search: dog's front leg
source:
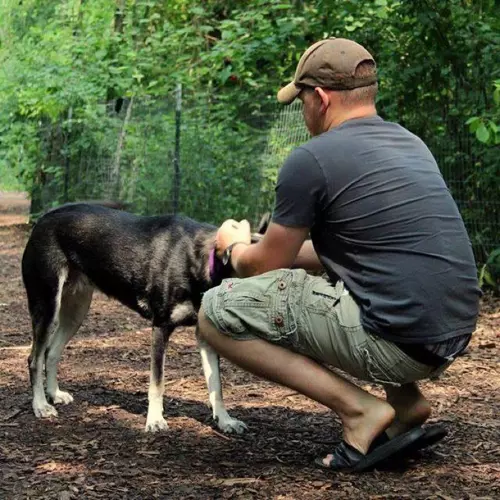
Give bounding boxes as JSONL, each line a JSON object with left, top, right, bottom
{"left": 145, "top": 325, "right": 171, "bottom": 432}
{"left": 197, "top": 332, "right": 248, "bottom": 434}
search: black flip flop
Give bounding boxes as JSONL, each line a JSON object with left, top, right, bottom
{"left": 369, "top": 424, "right": 448, "bottom": 455}
{"left": 315, "top": 426, "right": 425, "bottom": 473}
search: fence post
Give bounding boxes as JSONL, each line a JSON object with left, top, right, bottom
{"left": 63, "top": 107, "right": 73, "bottom": 203}
{"left": 172, "top": 83, "right": 182, "bottom": 214}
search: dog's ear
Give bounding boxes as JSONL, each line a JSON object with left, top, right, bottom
{"left": 249, "top": 212, "right": 271, "bottom": 243}
{"left": 256, "top": 212, "right": 271, "bottom": 235}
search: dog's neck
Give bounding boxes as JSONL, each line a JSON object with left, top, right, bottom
{"left": 208, "top": 247, "right": 232, "bottom": 286}
{"left": 203, "top": 230, "right": 264, "bottom": 288}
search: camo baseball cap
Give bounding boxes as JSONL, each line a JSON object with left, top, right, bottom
{"left": 277, "top": 38, "right": 377, "bottom": 105}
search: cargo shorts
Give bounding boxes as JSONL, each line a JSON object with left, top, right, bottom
{"left": 201, "top": 268, "right": 441, "bottom": 386}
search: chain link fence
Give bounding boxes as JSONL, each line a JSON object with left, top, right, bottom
{"left": 32, "top": 91, "right": 498, "bottom": 264}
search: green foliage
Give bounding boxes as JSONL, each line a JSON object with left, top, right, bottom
{"left": 466, "top": 80, "right": 500, "bottom": 145}
{"left": 0, "top": 0, "right": 498, "bottom": 260}
{"left": 479, "top": 248, "right": 500, "bottom": 294}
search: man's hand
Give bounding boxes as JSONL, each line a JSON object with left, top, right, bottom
{"left": 216, "top": 219, "right": 251, "bottom": 258}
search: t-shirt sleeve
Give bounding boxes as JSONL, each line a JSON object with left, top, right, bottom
{"left": 272, "top": 147, "right": 326, "bottom": 228}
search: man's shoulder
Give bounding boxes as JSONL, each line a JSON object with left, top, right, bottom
{"left": 301, "top": 116, "right": 427, "bottom": 154}
{"left": 284, "top": 144, "right": 320, "bottom": 169}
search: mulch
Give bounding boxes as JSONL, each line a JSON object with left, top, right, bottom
{"left": 0, "top": 194, "right": 498, "bottom": 499}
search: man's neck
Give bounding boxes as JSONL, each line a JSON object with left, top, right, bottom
{"left": 326, "top": 105, "right": 378, "bottom": 131}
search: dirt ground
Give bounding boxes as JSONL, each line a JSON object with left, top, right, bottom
{"left": 0, "top": 193, "right": 498, "bottom": 499}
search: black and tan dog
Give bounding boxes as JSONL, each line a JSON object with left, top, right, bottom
{"left": 22, "top": 203, "right": 270, "bottom": 433}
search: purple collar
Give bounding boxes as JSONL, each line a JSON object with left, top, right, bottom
{"left": 209, "top": 248, "right": 231, "bottom": 286}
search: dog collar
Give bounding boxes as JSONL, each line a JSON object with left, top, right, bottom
{"left": 209, "top": 248, "right": 230, "bottom": 286}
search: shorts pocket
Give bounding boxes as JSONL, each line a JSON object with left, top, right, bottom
{"left": 219, "top": 287, "right": 269, "bottom": 334}
{"left": 265, "top": 270, "right": 301, "bottom": 346}
{"left": 304, "top": 277, "right": 340, "bottom": 313}
{"left": 335, "top": 293, "right": 362, "bottom": 329}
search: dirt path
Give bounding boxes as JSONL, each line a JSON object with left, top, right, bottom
{"left": 0, "top": 194, "right": 498, "bottom": 499}
{"left": 0, "top": 192, "right": 30, "bottom": 226}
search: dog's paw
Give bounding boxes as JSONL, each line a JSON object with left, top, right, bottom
{"left": 145, "top": 417, "right": 169, "bottom": 433}
{"left": 33, "top": 402, "right": 58, "bottom": 418}
{"left": 216, "top": 415, "right": 248, "bottom": 434}
{"left": 51, "top": 390, "right": 74, "bottom": 405}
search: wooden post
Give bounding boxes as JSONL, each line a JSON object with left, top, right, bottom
{"left": 173, "top": 83, "right": 182, "bottom": 214}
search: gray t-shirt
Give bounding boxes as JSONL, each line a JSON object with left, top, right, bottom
{"left": 272, "top": 116, "right": 480, "bottom": 344}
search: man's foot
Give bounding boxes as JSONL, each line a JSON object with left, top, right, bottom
{"left": 316, "top": 426, "right": 425, "bottom": 473}
{"left": 368, "top": 383, "right": 447, "bottom": 456}
{"left": 321, "top": 399, "right": 395, "bottom": 466}
{"left": 384, "top": 383, "right": 431, "bottom": 438}
{"left": 369, "top": 423, "right": 448, "bottom": 455}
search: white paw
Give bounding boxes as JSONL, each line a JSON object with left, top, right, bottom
{"left": 145, "top": 417, "right": 169, "bottom": 433}
{"left": 33, "top": 402, "right": 58, "bottom": 418}
{"left": 216, "top": 415, "right": 248, "bottom": 434}
{"left": 51, "top": 390, "right": 74, "bottom": 405}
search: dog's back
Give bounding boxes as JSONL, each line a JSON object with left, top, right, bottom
{"left": 23, "top": 203, "right": 215, "bottom": 321}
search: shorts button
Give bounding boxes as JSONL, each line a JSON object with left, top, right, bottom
{"left": 278, "top": 281, "right": 286, "bottom": 290}
{"left": 274, "top": 315, "right": 284, "bottom": 326}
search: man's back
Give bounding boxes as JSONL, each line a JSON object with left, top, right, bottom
{"left": 273, "top": 116, "right": 481, "bottom": 343}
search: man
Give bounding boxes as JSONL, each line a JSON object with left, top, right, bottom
{"left": 198, "top": 38, "right": 481, "bottom": 472}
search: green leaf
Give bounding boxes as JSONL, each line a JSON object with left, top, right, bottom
{"left": 219, "top": 66, "right": 232, "bottom": 83}
{"left": 493, "top": 88, "right": 500, "bottom": 106}
{"left": 467, "top": 117, "right": 480, "bottom": 132}
{"left": 476, "top": 123, "right": 490, "bottom": 143}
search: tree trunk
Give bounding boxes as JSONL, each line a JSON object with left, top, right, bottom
{"left": 110, "top": 96, "right": 134, "bottom": 198}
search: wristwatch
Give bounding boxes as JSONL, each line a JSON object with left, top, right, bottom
{"left": 222, "top": 241, "right": 248, "bottom": 266}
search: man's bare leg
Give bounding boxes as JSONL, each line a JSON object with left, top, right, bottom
{"left": 384, "top": 383, "right": 431, "bottom": 438}
{"left": 198, "top": 309, "right": 395, "bottom": 463}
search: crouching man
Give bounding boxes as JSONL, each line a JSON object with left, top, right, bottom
{"left": 198, "top": 38, "right": 480, "bottom": 472}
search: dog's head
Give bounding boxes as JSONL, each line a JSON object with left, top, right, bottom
{"left": 208, "top": 212, "right": 271, "bottom": 286}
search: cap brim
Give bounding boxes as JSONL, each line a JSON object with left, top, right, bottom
{"left": 277, "top": 82, "right": 301, "bottom": 104}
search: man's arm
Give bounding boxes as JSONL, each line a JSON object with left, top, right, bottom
{"left": 225, "top": 222, "right": 322, "bottom": 278}
{"left": 217, "top": 146, "right": 326, "bottom": 277}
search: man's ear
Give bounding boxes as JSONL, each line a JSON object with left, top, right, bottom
{"left": 315, "top": 87, "right": 330, "bottom": 114}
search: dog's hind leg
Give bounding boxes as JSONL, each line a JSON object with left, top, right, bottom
{"left": 145, "top": 324, "right": 174, "bottom": 432}
{"left": 27, "top": 268, "right": 68, "bottom": 418}
{"left": 45, "top": 275, "right": 93, "bottom": 406}
{"left": 197, "top": 331, "right": 248, "bottom": 434}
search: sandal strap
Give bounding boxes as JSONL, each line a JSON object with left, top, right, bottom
{"left": 326, "top": 440, "right": 364, "bottom": 469}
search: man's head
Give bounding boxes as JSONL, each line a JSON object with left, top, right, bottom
{"left": 277, "top": 38, "right": 378, "bottom": 135}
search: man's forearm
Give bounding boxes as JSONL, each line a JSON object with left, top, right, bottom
{"left": 230, "top": 239, "right": 323, "bottom": 278}
{"left": 230, "top": 243, "right": 263, "bottom": 278}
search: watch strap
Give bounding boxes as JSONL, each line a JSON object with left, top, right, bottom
{"left": 222, "top": 241, "right": 249, "bottom": 266}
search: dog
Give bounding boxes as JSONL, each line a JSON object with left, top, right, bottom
{"left": 22, "top": 202, "right": 268, "bottom": 433}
